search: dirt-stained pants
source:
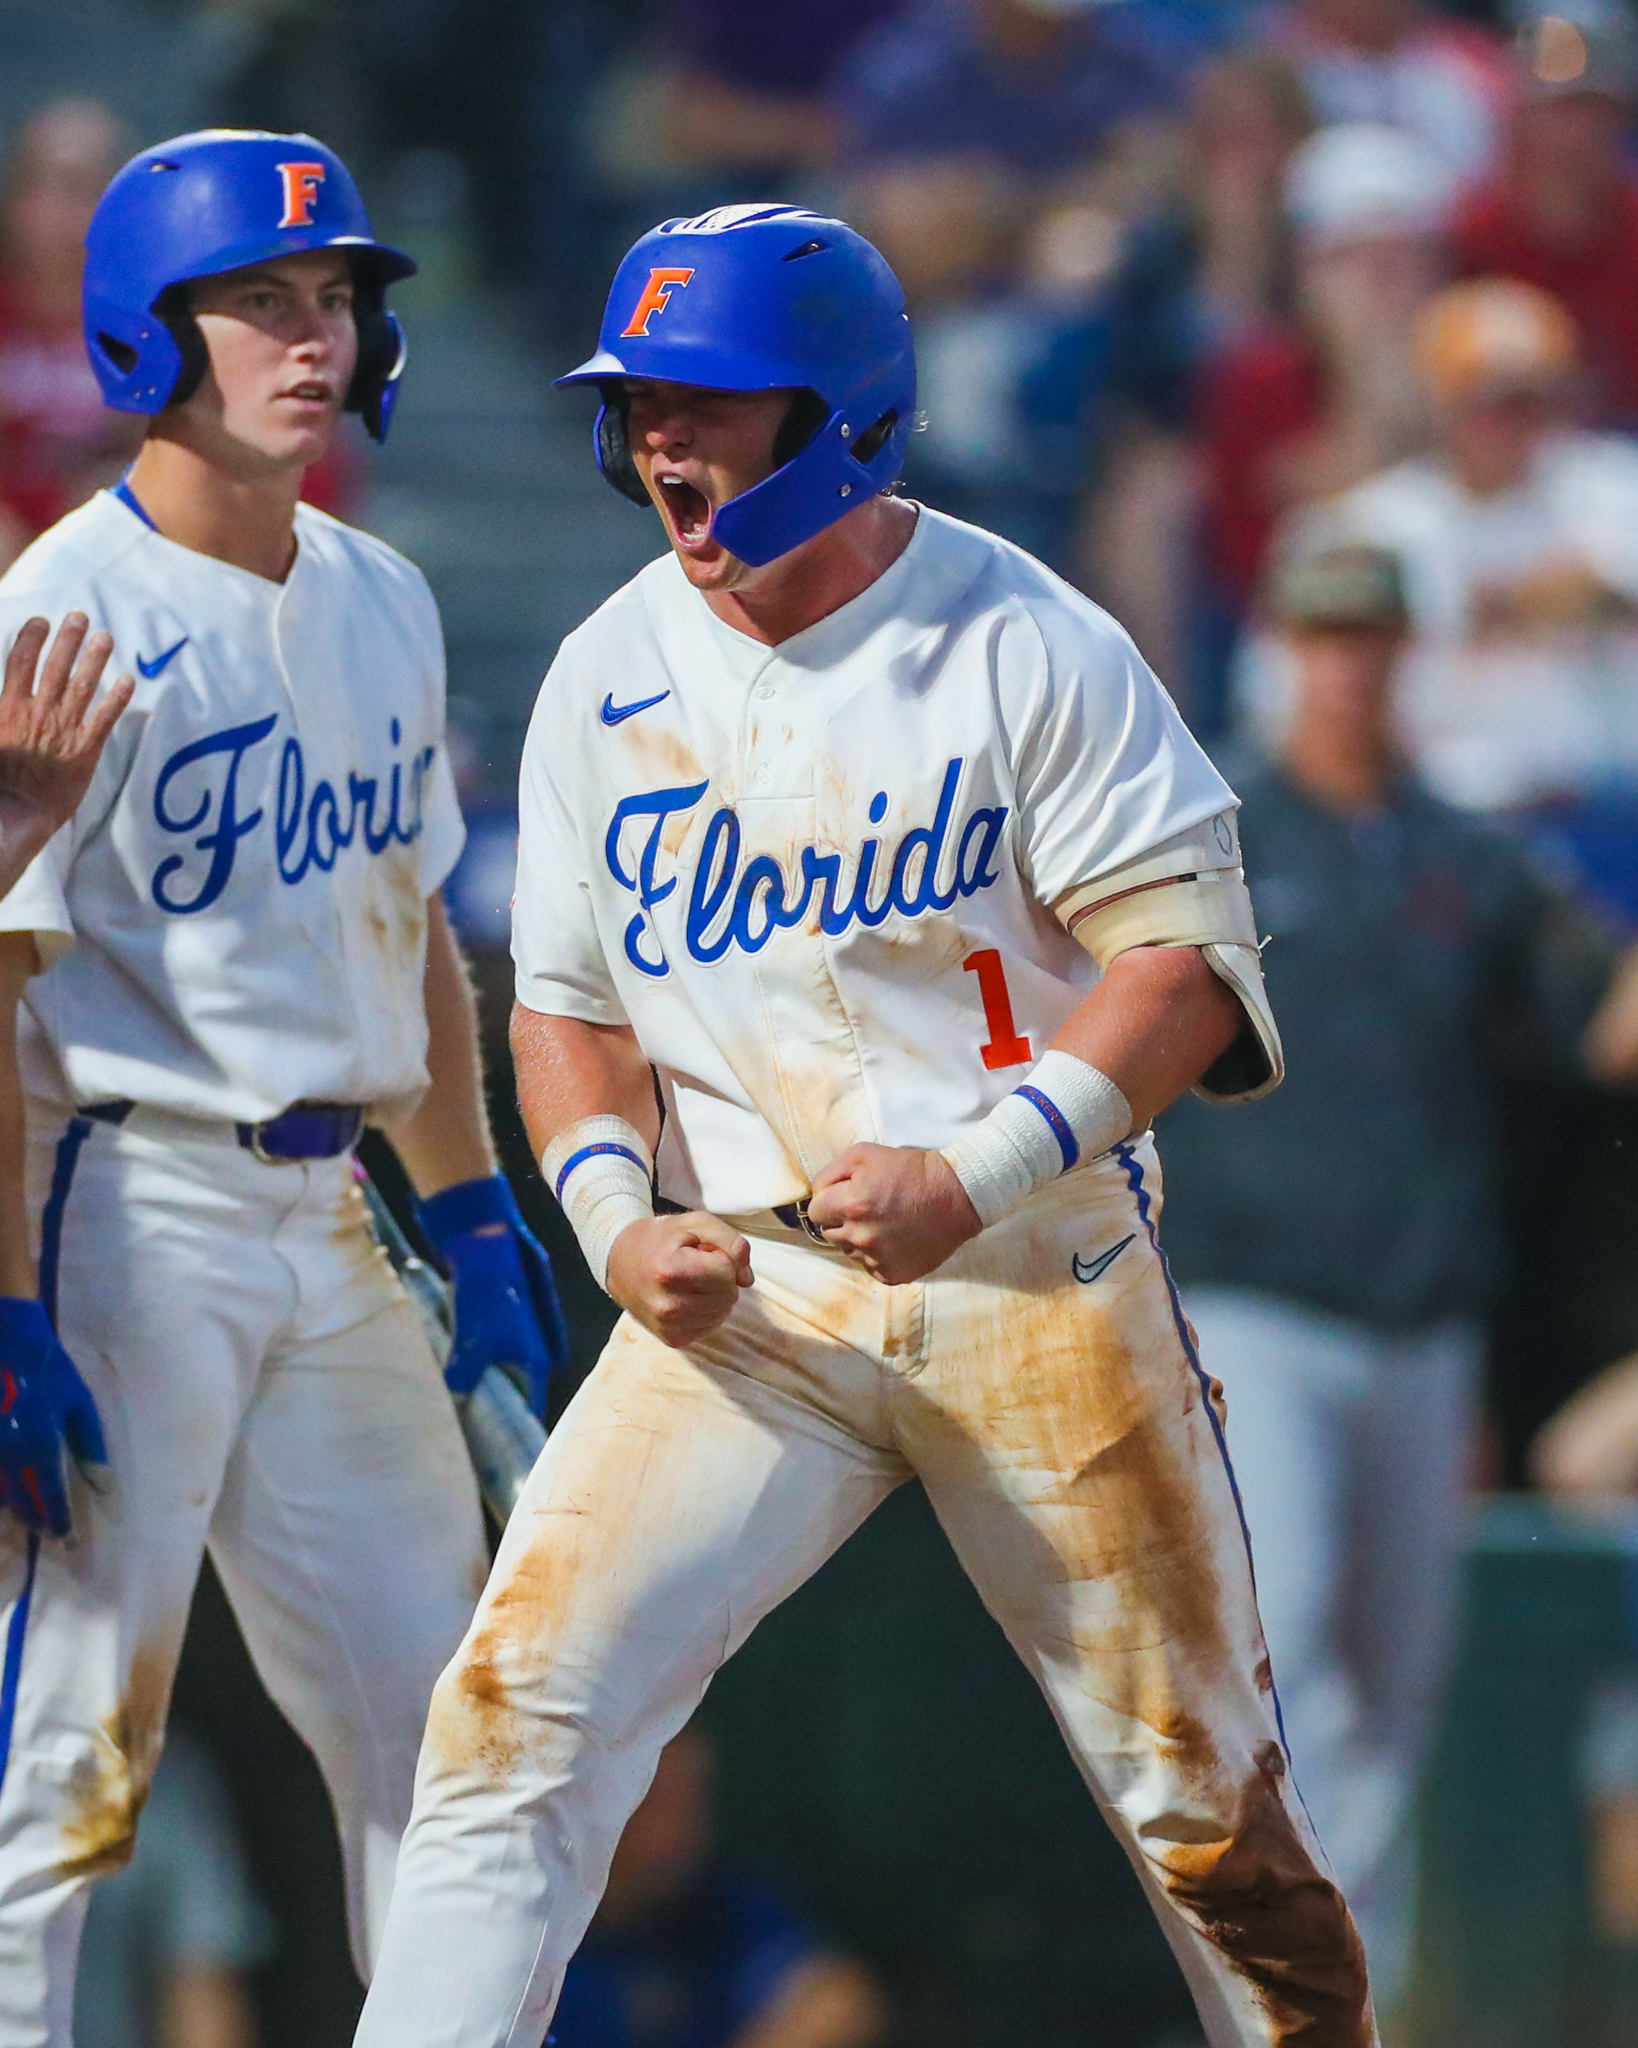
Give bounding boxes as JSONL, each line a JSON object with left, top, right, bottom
{"left": 0, "top": 1109, "right": 489, "bottom": 2048}
{"left": 356, "top": 1135, "right": 1376, "bottom": 2048}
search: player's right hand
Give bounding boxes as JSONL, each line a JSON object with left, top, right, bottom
{"left": 604, "top": 1213, "right": 753, "bottom": 1350}
{"left": 0, "top": 1298, "right": 109, "bottom": 1539}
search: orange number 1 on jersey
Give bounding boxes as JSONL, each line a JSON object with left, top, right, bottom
{"left": 963, "top": 949, "right": 1033, "bottom": 1070}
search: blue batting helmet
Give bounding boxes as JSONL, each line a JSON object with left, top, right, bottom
{"left": 83, "top": 129, "right": 416, "bottom": 442}
{"left": 556, "top": 204, "right": 915, "bottom": 567}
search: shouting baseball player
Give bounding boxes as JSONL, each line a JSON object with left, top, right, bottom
{"left": 0, "top": 130, "right": 563, "bottom": 2045}
{"left": 357, "top": 206, "right": 1375, "bottom": 2048}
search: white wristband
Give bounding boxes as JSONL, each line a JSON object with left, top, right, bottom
{"left": 940, "top": 1050, "right": 1132, "bottom": 1230}
{"left": 541, "top": 1116, "right": 655, "bottom": 1293}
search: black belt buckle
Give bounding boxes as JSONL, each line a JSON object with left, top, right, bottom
{"left": 773, "top": 1199, "right": 829, "bottom": 1246}
{"left": 238, "top": 1102, "right": 364, "bottom": 1164}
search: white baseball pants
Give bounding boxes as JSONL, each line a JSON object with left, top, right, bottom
{"left": 1183, "top": 1287, "right": 1480, "bottom": 2009}
{"left": 356, "top": 1136, "right": 1376, "bottom": 2048}
{"left": 0, "top": 1107, "right": 488, "bottom": 2048}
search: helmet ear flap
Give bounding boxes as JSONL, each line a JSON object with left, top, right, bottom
{"left": 151, "top": 283, "right": 210, "bottom": 409}
{"left": 596, "top": 387, "right": 652, "bottom": 507}
{"left": 345, "top": 264, "right": 406, "bottom": 441}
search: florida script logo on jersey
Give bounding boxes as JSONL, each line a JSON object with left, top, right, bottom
{"left": 604, "top": 758, "right": 1008, "bottom": 977}
{"left": 150, "top": 714, "right": 436, "bottom": 914}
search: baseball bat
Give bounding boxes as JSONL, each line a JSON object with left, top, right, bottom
{"left": 355, "top": 1163, "right": 547, "bottom": 1527}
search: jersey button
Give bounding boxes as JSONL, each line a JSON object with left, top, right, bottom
{"left": 755, "top": 765, "right": 772, "bottom": 787}
{"left": 756, "top": 685, "right": 775, "bottom": 700}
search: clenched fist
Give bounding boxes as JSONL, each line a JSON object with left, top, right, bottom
{"left": 605, "top": 1211, "right": 754, "bottom": 1348}
{"left": 807, "top": 1143, "right": 981, "bottom": 1285}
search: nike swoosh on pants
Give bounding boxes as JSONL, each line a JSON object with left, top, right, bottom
{"left": 1072, "top": 1234, "right": 1134, "bottom": 1286}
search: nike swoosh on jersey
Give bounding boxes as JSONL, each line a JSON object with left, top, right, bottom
{"left": 600, "top": 688, "right": 671, "bottom": 726}
{"left": 1072, "top": 1234, "right": 1134, "bottom": 1286}
{"left": 136, "top": 637, "right": 189, "bottom": 679}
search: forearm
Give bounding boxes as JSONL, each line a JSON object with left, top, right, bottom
{"left": 511, "top": 1003, "right": 660, "bottom": 1165}
{"left": 1050, "top": 943, "right": 1243, "bottom": 1127}
{"left": 0, "top": 813, "right": 51, "bottom": 907}
{"left": 380, "top": 894, "right": 495, "bottom": 1198}
{"left": 0, "top": 937, "right": 37, "bottom": 1297}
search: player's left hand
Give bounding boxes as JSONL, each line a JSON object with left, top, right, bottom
{"left": 0, "top": 614, "right": 134, "bottom": 881}
{"left": 0, "top": 1297, "right": 110, "bottom": 1539}
{"left": 417, "top": 1174, "right": 569, "bottom": 1419}
{"left": 807, "top": 1144, "right": 982, "bottom": 1285}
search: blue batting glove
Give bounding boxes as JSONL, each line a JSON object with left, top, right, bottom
{"left": 417, "top": 1174, "right": 568, "bottom": 1419}
{"left": 0, "top": 1298, "right": 108, "bottom": 1539}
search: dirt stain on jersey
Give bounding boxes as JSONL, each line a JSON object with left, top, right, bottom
{"left": 58, "top": 1641, "right": 173, "bottom": 1880}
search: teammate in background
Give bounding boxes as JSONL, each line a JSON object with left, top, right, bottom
{"left": 357, "top": 207, "right": 1376, "bottom": 2048}
{"left": 0, "top": 130, "right": 563, "bottom": 2046}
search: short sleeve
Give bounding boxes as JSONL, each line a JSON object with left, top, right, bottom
{"left": 416, "top": 740, "right": 467, "bottom": 896}
{"left": 0, "top": 832, "right": 74, "bottom": 968}
{"left": 1008, "top": 600, "right": 1237, "bottom": 909}
{"left": 512, "top": 679, "right": 627, "bottom": 1025}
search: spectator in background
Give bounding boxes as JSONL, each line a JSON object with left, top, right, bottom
{"left": 1453, "top": 7, "right": 1638, "bottom": 432}
{"left": 1092, "top": 49, "right": 1315, "bottom": 714}
{"left": 0, "top": 99, "right": 137, "bottom": 567}
{"left": 646, "top": 0, "right": 904, "bottom": 184}
{"left": 551, "top": 1728, "right": 888, "bottom": 2048}
{"left": 1269, "top": 0, "right": 1513, "bottom": 185}
{"left": 75, "top": 1730, "right": 272, "bottom": 2048}
{"left": 1157, "top": 537, "right": 1638, "bottom": 2019}
{"left": 1246, "top": 275, "right": 1638, "bottom": 922}
{"left": 1198, "top": 121, "right": 1453, "bottom": 630}
{"left": 833, "top": 0, "right": 1182, "bottom": 562}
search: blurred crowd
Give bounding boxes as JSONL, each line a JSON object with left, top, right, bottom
{"left": 10, "top": 0, "right": 1638, "bottom": 2043}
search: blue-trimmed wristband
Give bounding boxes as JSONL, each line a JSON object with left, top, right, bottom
{"left": 940, "top": 1051, "right": 1132, "bottom": 1230}
{"left": 539, "top": 1115, "right": 655, "bottom": 1293}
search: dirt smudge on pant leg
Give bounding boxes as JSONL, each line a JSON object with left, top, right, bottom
{"left": 58, "top": 1643, "right": 173, "bottom": 1881}
{"left": 1151, "top": 1745, "right": 1374, "bottom": 2046}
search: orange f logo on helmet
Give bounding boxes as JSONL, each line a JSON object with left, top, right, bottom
{"left": 623, "top": 267, "right": 696, "bottom": 338}
{"left": 277, "top": 160, "right": 328, "bottom": 229}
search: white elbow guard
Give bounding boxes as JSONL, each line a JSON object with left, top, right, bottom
{"left": 1054, "top": 811, "right": 1284, "bottom": 1104}
{"left": 540, "top": 1115, "right": 656, "bottom": 1293}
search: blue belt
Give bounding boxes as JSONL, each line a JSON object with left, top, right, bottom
{"left": 80, "top": 1099, "right": 363, "bottom": 1163}
{"left": 772, "top": 1200, "right": 829, "bottom": 1245}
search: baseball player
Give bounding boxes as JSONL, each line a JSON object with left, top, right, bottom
{"left": 0, "top": 130, "right": 564, "bottom": 2046}
{"left": 357, "top": 206, "right": 1376, "bottom": 2048}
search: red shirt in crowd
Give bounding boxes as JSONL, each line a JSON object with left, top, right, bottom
{"left": 0, "top": 275, "right": 363, "bottom": 545}
{"left": 0, "top": 275, "right": 124, "bottom": 537}
{"left": 1452, "top": 179, "right": 1638, "bottom": 430}
{"left": 1196, "top": 326, "right": 1324, "bottom": 608}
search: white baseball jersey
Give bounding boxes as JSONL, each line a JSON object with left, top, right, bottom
{"left": 0, "top": 488, "right": 465, "bottom": 1123}
{"left": 513, "top": 506, "right": 1234, "bottom": 1214}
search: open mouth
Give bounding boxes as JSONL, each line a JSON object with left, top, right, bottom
{"left": 657, "top": 474, "right": 714, "bottom": 550}
{"left": 282, "top": 380, "right": 333, "bottom": 407}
